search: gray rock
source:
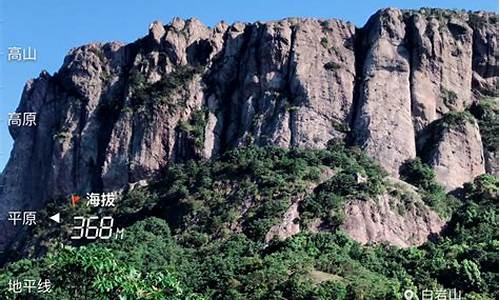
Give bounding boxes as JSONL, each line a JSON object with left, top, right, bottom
{"left": 149, "top": 21, "right": 166, "bottom": 44}
{"left": 425, "top": 116, "right": 486, "bottom": 191}
{"left": 353, "top": 8, "right": 416, "bottom": 177}
{"left": 0, "top": 9, "right": 497, "bottom": 249}
{"left": 341, "top": 188, "right": 444, "bottom": 247}
{"left": 470, "top": 12, "right": 499, "bottom": 98}
{"left": 409, "top": 10, "right": 474, "bottom": 133}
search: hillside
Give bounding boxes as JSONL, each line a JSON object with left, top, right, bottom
{"left": 0, "top": 7, "right": 498, "bottom": 299}
{"left": 0, "top": 145, "right": 498, "bottom": 299}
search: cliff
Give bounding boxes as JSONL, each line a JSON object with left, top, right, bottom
{"left": 0, "top": 8, "right": 498, "bottom": 248}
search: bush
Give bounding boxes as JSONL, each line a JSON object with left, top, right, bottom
{"left": 323, "top": 61, "right": 341, "bottom": 71}
{"left": 400, "top": 158, "right": 437, "bottom": 190}
{"left": 0, "top": 241, "right": 202, "bottom": 300}
{"left": 441, "top": 88, "right": 458, "bottom": 106}
{"left": 0, "top": 146, "right": 497, "bottom": 299}
{"left": 178, "top": 109, "right": 207, "bottom": 151}
{"left": 469, "top": 98, "right": 499, "bottom": 152}
{"left": 439, "top": 111, "right": 475, "bottom": 129}
{"left": 463, "top": 174, "right": 499, "bottom": 202}
{"left": 400, "top": 158, "right": 458, "bottom": 217}
{"left": 320, "top": 37, "right": 329, "bottom": 49}
{"left": 129, "top": 64, "right": 201, "bottom": 111}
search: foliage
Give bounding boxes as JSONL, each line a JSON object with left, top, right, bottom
{"left": 390, "top": 174, "right": 499, "bottom": 298}
{"left": 178, "top": 109, "right": 207, "bottom": 151}
{"left": 320, "top": 37, "right": 328, "bottom": 49}
{"left": 0, "top": 146, "right": 497, "bottom": 299}
{"left": 129, "top": 64, "right": 201, "bottom": 112}
{"left": 400, "top": 158, "right": 459, "bottom": 217}
{"left": 89, "top": 47, "right": 107, "bottom": 64}
{"left": 463, "top": 174, "right": 499, "bottom": 202}
{"left": 441, "top": 88, "right": 458, "bottom": 107}
{"left": 0, "top": 233, "right": 203, "bottom": 300}
{"left": 323, "top": 61, "right": 341, "bottom": 71}
{"left": 299, "top": 143, "right": 386, "bottom": 227}
{"left": 153, "top": 146, "right": 354, "bottom": 241}
{"left": 469, "top": 97, "right": 499, "bottom": 152}
{"left": 52, "top": 131, "right": 71, "bottom": 141}
{"left": 331, "top": 120, "right": 350, "bottom": 133}
{"left": 438, "top": 111, "right": 475, "bottom": 130}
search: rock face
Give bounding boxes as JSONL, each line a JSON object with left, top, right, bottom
{"left": 471, "top": 12, "right": 499, "bottom": 98}
{"left": 265, "top": 202, "right": 301, "bottom": 243}
{"left": 409, "top": 10, "right": 474, "bottom": 133}
{"left": 341, "top": 186, "right": 445, "bottom": 247}
{"left": 424, "top": 116, "right": 486, "bottom": 191}
{"left": 0, "top": 8, "right": 498, "bottom": 248}
{"left": 353, "top": 9, "right": 416, "bottom": 177}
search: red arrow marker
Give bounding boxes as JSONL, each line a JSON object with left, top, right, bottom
{"left": 71, "top": 195, "right": 81, "bottom": 207}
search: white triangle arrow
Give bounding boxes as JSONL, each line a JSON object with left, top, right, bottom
{"left": 49, "top": 213, "right": 60, "bottom": 223}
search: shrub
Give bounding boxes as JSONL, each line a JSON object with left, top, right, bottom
{"left": 320, "top": 37, "right": 329, "bottom": 49}
{"left": 439, "top": 111, "right": 475, "bottom": 129}
{"left": 469, "top": 97, "right": 499, "bottom": 152}
{"left": 441, "top": 88, "right": 458, "bottom": 107}
{"left": 463, "top": 174, "right": 499, "bottom": 202}
{"left": 400, "top": 158, "right": 459, "bottom": 216}
{"left": 129, "top": 64, "right": 202, "bottom": 111}
{"left": 324, "top": 61, "right": 341, "bottom": 71}
{"left": 178, "top": 109, "right": 207, "bottom": 150}
{"left": 0, "top": 146, "right": 497, "bottom": 299}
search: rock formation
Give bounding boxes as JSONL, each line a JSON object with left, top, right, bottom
{"left": 341, "top": 179, "right": 445, "bottom": 247}
{"left": 0, "top": 8, "right": 498, "bottom": 248}
{"left": 424, "top": 114, "right": 486, "bottom": 191}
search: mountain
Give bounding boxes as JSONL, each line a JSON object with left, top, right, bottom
{"left": 0, "top": 7, "right": 498, "bottom": 299}
{"left": 0, "top": 146, "right": 498, "bottom": 299}
{"left": 0, "top": 7, "right": 498, "bottom": 247}
{"left": 1, "top": 7, "right": 498, "bottom": 252}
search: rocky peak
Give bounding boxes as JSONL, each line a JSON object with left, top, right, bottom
{"left": 0, "top": 8, "right": 498, "bottom": 248}
{"left": 149, "top": 21, "right": 166, "bottom": 43}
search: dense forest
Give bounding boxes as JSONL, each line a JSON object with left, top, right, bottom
{"left": 0, "top": 144, "right": 497, "bottom": 299}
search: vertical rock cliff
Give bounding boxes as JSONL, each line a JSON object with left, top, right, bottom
{"left": 0, "top": 8, "right": 498, "bottom": 248}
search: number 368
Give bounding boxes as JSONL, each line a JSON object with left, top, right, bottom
{"left": 70, "top": 216, "right": 114, "bottom": 240}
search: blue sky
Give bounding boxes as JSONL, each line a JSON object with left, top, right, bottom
{"left": 0, "top": 0, "right": 498, "bottom": 171}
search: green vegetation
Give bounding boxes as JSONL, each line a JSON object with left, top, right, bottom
{"left": 150, "top": 144, "right": 385, "bottom": 241}
{"left": 52, "top": 131, "right": 71, "bottom": 141}
{"left": 0, "top": 221, "right": 203, "bottom": 300}
{"left": 419, "top": 111, "right": 477, "bottom": 163}
{"left": 100, "top": 69, "right": 113, "bottom": 83}
{"left": 300, "top": 143, "right": 386, "bottom": 227}
{"left": 468, "top": 12, "right": 499, "bottom": 29}
{"left": 320, "top": 37, "right": 328, "bottom": 49}
{"left": 438, "top": 111, "right": 475, "bottom": 129}
{"left": 178, "top": 109, "right": 207, "bottom": 150}
{"left": 415, "top": 7, "right": 464, "bottom": 22}
{"left": 129, "top": 64, "right": 201, "bottom": 113}
{"left": 87, "top": 48, "right": 113, "bottom": 81}
{"left": 470, "top": 97, "right": 499, "bottom": 152}
{"left": 320, "top": 21, "right": 333, "bottom": 34}
{"left": 89, "top": 47, "right": 112, "bottom": 83}
{"left": 441, "top": 88, "right": 459, "bottom": 107}
{"left": 323, "top": 61, "right": 341, "bottom": 71}
{"left": 284, "top": 102, "right": 300, "bottom": 112}
{"left": 120, "top": 106, "right": 134, "bottom": 114}
{"left": 400, "top": 158, "right": 460, "bottom": 217}
{"left": 0, "top": 145, "right": 497, "bottom": 299}
{"left": 89, "top": 47, "right": 107, "bottom": 64}
{"left": 331, "top": 120, "right": 350, "bottom": 133}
